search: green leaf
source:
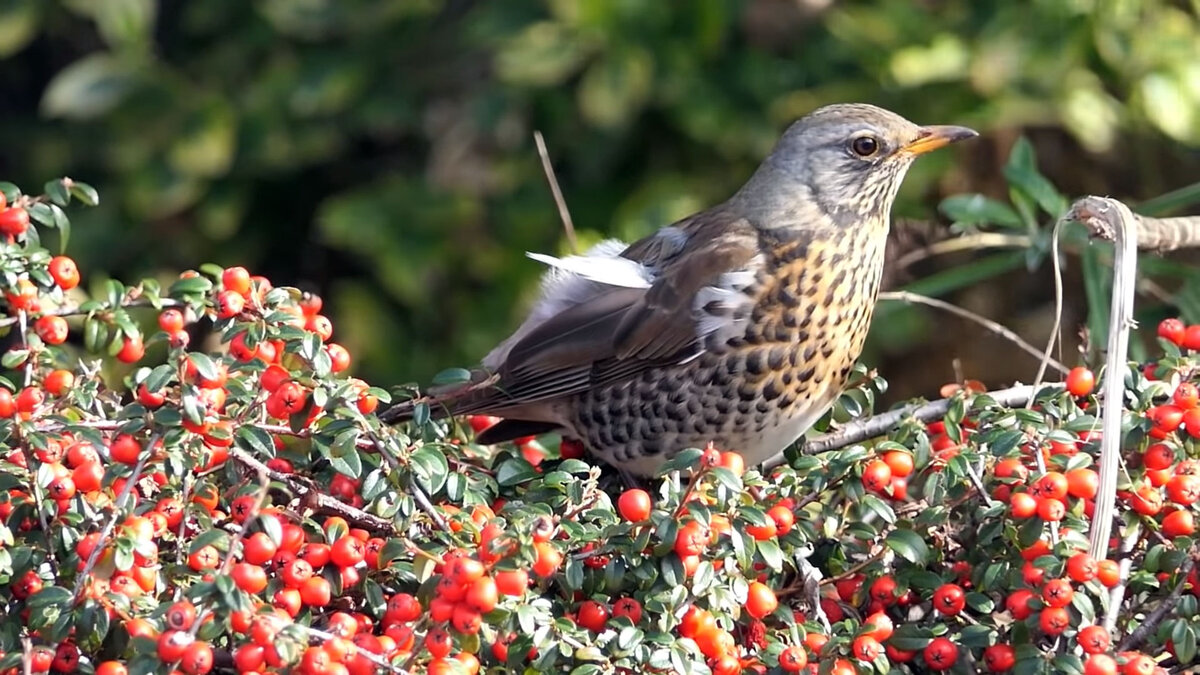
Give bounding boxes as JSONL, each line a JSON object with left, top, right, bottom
{"left": 236, "top": 426, "right": 276, "bottom": 457}
{"left": 657, "top": 448, "right": 702, "bottom": 475}
{"left": 189, "top": 529, "right": 231, "bottom": 553}
{"left": 26, "top": 585, "right": 71, "bottom": 610}
{"left": 966, "top": 591, "right": 995, "bottom": 613}
{"left": 888, "top": 624, "right": 934, "bottom": 651}
{"left": 409, "top": 445, "right": 448, "bottom": 494}
{"left": 49, "top": 205, "right": 70, "bottom": 251}
{"left": 939, "top": 193, "right": 1024, "bottom": 229}
{"left": 43, "top": 180, "right": 69, "bottom": 206}
{"left": 186, "top": 354, "right": 220, "bottom": 384}
{"left": 756, "top": 538, "right": 784, "bottom": 572}
{"left": 68, "top": 181, "right": 100, "bottom": 207}
{"left": 327, "top": 449, "right": 362, "bottom": 480}
{"left": 1174, "top": 622, "right": 1197, "bottom": 663}
{"left": 1050, "top": 654, "right": 1083, "bottom": 675}
{"left": 1, "top": 349, "right": 29, "bottom": 369}
{"left": 41, "top": 55, "right": 138, "bottom": 120}
{"left": 496, "top": 457, "right": 539, "bottom": 487}
{"left": 1138, "top": 180, "right": 1200, "bottom": 217}
{"left": 430, "top": 368, "right": 472, "bottom": 386}
{"left": 1003, "top": 137, "right": 1068, "bottom": 218}
{"left": 885, "top": 529, "right": 929, "bottom": 564}
{"left": 168, "top": 275, "right": 214, "bottom": 297}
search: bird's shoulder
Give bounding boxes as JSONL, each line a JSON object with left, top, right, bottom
{"left": 621, "top": 204, "right": 762, "bottom": 270}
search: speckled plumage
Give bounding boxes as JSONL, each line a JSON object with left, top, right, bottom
{"left": 383, "top": 104, "right": 975, "bottom": 476}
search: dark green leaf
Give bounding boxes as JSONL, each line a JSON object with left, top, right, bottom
{"left": 44, "top": 180, "right": 69, "bottom": 206}
{"left": 68, "top": 181, "right": 100, "bottom": 206}
{"left": 885, "top": 529, "right": 929, "bottom": 564}
{"left": 496, "top": 457, "right": 539, "bottom": 487}
{"left": 410, "top": 445, "right": 449, "bottom": 493}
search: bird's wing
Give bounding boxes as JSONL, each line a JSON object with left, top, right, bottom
{"left": 460, "top": 208, "right": 761, "bottom": 408}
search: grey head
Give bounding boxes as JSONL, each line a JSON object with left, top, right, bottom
{"left": 732, "top": 103, "right": 977, "bottom": 229}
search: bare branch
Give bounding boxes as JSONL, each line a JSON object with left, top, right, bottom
{"left": 879, "top": 291, "right": 1068, "bottom": 374}
{"left": 228, "top": 446, "right": 395, "bottom": 533}
{"left": 1128, "top": 213, "right": 1200, "bottom": 252}
{"left": 534, "top": 131, "right": 577, "bottom": 254}
{"left": 72, "top": 434, "right": 159, "bottom": 603}
{"left": 895, "top": 232, "right": 1033, "bottom": 269}
{"left": 1066, "top": 197, "right": 1139, "bottom": 563}
{"left": 796, "top": 384, "right": 1044, "bottom": 455}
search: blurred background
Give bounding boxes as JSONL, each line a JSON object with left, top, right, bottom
{"left": 0, "top": 0, "right": 1198, "bottom": 404}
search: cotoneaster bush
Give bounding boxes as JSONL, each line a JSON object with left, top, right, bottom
{"left": 0, "top": 179, "right": 1195, "bottom": 675}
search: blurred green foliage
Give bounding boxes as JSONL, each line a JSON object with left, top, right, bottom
{"left": 0, "top": 0, "right": 1198, "bottom": 390}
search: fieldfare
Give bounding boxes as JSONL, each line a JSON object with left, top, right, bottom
{"left": 384, "top": 103, "right": 976, "bottom": 477}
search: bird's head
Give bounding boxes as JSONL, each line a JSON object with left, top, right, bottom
{"left": 748, "top": 103, "right": 977, "bottom": 228}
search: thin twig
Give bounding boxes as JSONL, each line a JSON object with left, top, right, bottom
{"left": 1028, "top": 219, "right": 1067, "bottom": 408}
{"left": 1117, "top": 553, "right": 1198, "bottom": 651}
{"left": 796, "top": 384, "right": 1043, "bottom": 455}
{"left": 72, "top": 434, "right": 158, "bottom": 603}
{"left": 295, "top": 623, "right": 409, "bottom": 674}
{"left": 228, "top": 446, "right": 395, "bottom": 533}
{"left": 533, "top": 130, "right": 577, "bottom": 254}
{"left": 368, "top": 431, "right": 450, "bottom": 533}
{"left": 1104, "top": 522, "right": 1143, "bottom": 633}
{"left": 879, "top": 291, "right": 1068, "bottom": 374}
{"left": 0, "top": 297, "right": 185, "bottom": 329}
{"left": 895, "top": 232, "right": 1033, "bottom": 269}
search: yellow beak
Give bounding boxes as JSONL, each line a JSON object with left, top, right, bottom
{"left": 902, "top": 125, "right": 978, "bottom": 156}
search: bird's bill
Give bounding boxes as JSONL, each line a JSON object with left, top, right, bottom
{"left": 901, "top": 125, "right": 978, "bottom": 156}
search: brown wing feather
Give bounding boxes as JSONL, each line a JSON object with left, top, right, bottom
{"left": 459, "top": 207, "right": 761, "bottom": 412}
{"left": 613, "top": 212, "right": 760, "bottom": 359}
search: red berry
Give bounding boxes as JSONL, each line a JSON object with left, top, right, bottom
{"left": 861, "top": 459, "right": 891, "bottom": 492}
{"left": 1077, "top": 625, "right": 1111, "bottom": 654}
{"left": 617, "top": 488, "right": 652, "bottom": 522}
{"left": 33, "top": 315, "right": 68, "bottom": 344}
{"left": 923, "top": 637, "right": 958, "bottom": 671}
{"left": 932, "top": 583, "right": 966, "bottom": 615}
{"left": 1066, "top": 552, "right": 1098, "bottom": 583}
{"left": 1084, "top": 654, "right": 1118, "bottom": 675}
{"left": 745, "top": 581, "right": 778, "bottom": 619}
{"left": 983, "top": 644, "right": 1016, "bottom": 672}
{"left": 1158, "top": 317, "right": 1186, "bottom": 345}
{"left": 612, "top": 597, "right": 643, "bottom": 624}
{"left": 0, "top": 206, "right": 29, "bottom": 236}
{"left": 1065, "top": 366, "right": 1095, "bottom": 397}
{"left": 1185, "top": 325, "right": 1200, "bottom": 351}
{"left": 576, "top": 600, "right": 610, "bottom": 631}
{"left": 222, "top": 266, "right": 252, "bottom": 295}
{"left": 116, "top": 334, "right": 145, "bottom": 363}
{"left": 49, "top": 256, "right": 80, "bottom": 289}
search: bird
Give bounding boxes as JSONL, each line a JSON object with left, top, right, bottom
{"left": 383, "top": 103, "right": 976, "bottom": 477}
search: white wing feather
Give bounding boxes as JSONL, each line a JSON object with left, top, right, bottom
{"left": 483, "top": 239, "right": 649, "bottom": 370}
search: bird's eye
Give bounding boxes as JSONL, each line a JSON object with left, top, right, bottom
{"left": 850, "top": 136, "right": 880, "bottom": 157}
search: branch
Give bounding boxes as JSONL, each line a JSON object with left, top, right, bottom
{"left": 71, "top": 434, "right": 158, "bottom": 603}
{"left": 878, "top": 291, "right": 1068, "bottom": 374}
{"left": 1066, "top": 197, "right": 1139, "bottom": 562}
{"left": 895, "top": 232, "right": 1033, "bottom": 269}
{"left": 534, "top": 131, "right": 577, "bottom": 254}
{"left": 227, "top": 446, "right": 396, "bottom": 533}
{"left": 0, "top": 297, "right": 184, "bottom": 329}
{"left": 796, "top": 384, "right": 1044, "bottom": 455}
{"left": 1130, "top": 213, "right": 1200, "bottom": 252}
{"left": 1117, "top": 552, "right": 1197, "bottom": 651}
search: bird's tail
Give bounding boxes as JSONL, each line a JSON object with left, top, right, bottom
{"left": 378, "top": 370, "right": 498, "bottom": 424}
{"left": 378, "top": 371, "right": 565, "bottom": 445}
